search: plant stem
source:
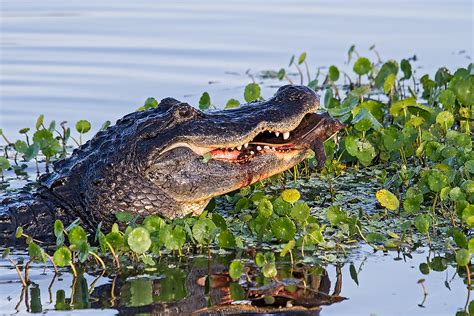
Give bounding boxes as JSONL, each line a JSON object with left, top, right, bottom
{"left": 356, "top": 225, "right": 379, "bottom": 251}
{"left": 9, "top": 258, "right": 27, "bottom": 287}
{"left": 105, "top": 241, "right": 120, "bottom": 269}
{"left": 303, "top": 61, "right": 311, "bottom": 83}
{"left": 90, "top": 252, "right": 106, "bottom": 270}
{"left": 69, "top": 263, "right": 77, "bottom": 277}
{"left": 24, "top": 260, "right": 32, "bottom": 284}
{"left": 44, "top": 253, "right": 59, "bottom": 274}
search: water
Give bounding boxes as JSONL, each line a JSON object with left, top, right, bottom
{"left": 0, "top": 0, "right": 473, "bottom": 314}
{"left": 0, "top": 247, "right": 470, "bottom": 315}
{"left": 0, "top": 0, "right": 472, "bottom": 135}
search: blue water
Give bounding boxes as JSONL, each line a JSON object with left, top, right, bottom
{"left": 0, "top": 0, "right": 472, "bottom": 136}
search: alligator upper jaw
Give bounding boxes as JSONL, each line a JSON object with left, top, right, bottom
{"left": 165, "top": 112, "right": 343, "bottom": 164}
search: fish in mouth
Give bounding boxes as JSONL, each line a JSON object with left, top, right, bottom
{"left": 207, "top": 112, "right": 342, "bottom": 165}
{"left": 0, "top": 85, "right": 345, "bottom": 239}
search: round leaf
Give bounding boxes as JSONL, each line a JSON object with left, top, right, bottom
{"left": 271, "top": 217, "right": 296, "bottom": 242}
{"left": 455, "top": 249, "right": 471, "bottom": 266}
{"left": 244, "top": 83, "right": 261, "bottom": 103}
{"left": 353, "top": 57, "right": 371, "bottom": 75}
{"left": 290, "top": 201, "right": 310, "bottom": 223}
{"left": 128, "top": 227, "right": 151, "bottom": 254}
{"left": 192, "top": 218, "right": 217, "bottom": 245}
{"left": 376, "top": 189, "right": 400, "bottom": 211}
{"left": 229, "top": 260, "right": 244, "bottom": 280}
{"left": 68, "top": 226, "right": 87, "bottom": 247}
{"left": 53, "top": 246, "right": 72, "bottom": 267}
{"left": 414, "top": 214, "right": 430, "bottom": 234}
{"left": 218, "top": 230, "right": 236, "bottom": 249}
{"left": 75, "top": 120, "right": 91, "bottom": 134}
{"left": 281, "top": 189, "right": 300, "bottom": 204}
{"left": 262, "top": 263, "right": 277, "bottom": 278}
{"left": 257, "top": 199, "right": 273, "bottom": 218}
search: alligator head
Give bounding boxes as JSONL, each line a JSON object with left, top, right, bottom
{"left": 41, "top": 85, "right": 344, "bottom": 229}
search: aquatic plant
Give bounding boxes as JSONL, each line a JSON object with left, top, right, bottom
{"left": 0, "top": 45, "right": 473, "bottom": 312}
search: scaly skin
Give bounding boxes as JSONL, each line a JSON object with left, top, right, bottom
{"left": 0, "top": 85, "right": 344, "bottom": 240}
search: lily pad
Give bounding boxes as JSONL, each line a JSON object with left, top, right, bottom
{"left": 229, "top": 260, "right": 244, "bottom": 280}
{"left": 271, "top": 217, "right": 296, "bottom": 242}
{"left": 353, "top": 57, "right": 371, "bottom": 75}
{"left": 281, "top": 189, "right": 300, "bottom": 204}
{"left": 376, "top": 189, "right": 400, "bottom": 211}
{"left": 290, "top": 202, "right": 310, "bottom": 223}
{"left": 128, "top": 227, "right": 152, "bottom": 254}
{"left": 53, "top": 246, "right": 72, "bottom": 267}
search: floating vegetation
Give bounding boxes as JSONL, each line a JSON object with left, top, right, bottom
{"left": 0, "top": 46, "right": 473, "bottom": 314}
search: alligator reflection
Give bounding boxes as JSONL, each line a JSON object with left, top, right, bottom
{"left": 25, "top": 256, "right": 346, "bottom": 315}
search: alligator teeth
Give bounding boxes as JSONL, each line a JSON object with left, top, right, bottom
{"left": 275, "top": 132, "right": 280, "bottom": 137}
{"left": 283, "top": 132, "right": 290, "bottom": 140}
{"left": 264, "top": 146, "right": 270, "bottom": 150}
{"left": 237, "top": 145, "right": 242, "bottom": 150}
{"left": 244, "top": 143, "right": 249, "bottom": 148}
{"left": 257, "top": 146, "right": 262, "bottom": 151}
{"left": 250, "top": 151, "right": 255, "bottom": 155}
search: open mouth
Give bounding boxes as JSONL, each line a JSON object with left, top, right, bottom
{"left": 209, "top": 113, "right": 331, "bottom": 163}
{"left": 160, "top": 112, "right": 343, "bottom": 164}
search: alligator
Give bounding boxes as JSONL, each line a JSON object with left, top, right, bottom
{"left": 0, "top": 85, "right": 344, "bottom": 241}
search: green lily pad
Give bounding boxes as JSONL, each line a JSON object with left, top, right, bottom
{"left": 53, "top": 246, "right": 72, "bottom": 267}
{"left": 244, "top": 83, "right": 261, "bottom": 102}
{"left": 375, "top": 60, "right": 398, "bottom": 89}
{"left": 160, "top": 225, "right": 186, "bottom": 251}
{"left": 199, "top": 92, "right": 211, "bottom": 110}
{"left": 128, "top": 227, "right": 151, "bottom": 254}
{"left": 105, "top": 231, "right": 124, "bottom": 250}
{"left": 280, "top": 240, "right": 296, "bottom": 257}
{"left": 54, "top": 220, "right": 64, "bottom": 238}
{"left": 326, "top": 206, "right": 348, "bottom": 226}
{"left": 353, "top": 57, "right": 371, "bottom": 75}
{"left": 383, "top": 73, "right": 396, "bottom": 93}
{"left": 218, "top": 230, "right": 236, "bottom": 249}
{"left": 290, "top": 202, "right": 310, "bottom": 223}
{"left": 225, "top": 98, "right": 240, "bottom": 109}
{"left": 143, "top": 215, "right": 166, "bottom": 233}
{"left": 28, "top": 242, "right": 44, "bottom": 263}
{"left": 328, "top": 65, "right": 340, "bottom": 81}
{"left": 427, "top": 170, "right": 448, "bottom": 192}
{"left": 75, "top": 120, "right": 91, "bottom": 134}
{"left": 68, "top": 226, "right": 87, "bottom": 248}
{"left": 272, "top": 197, "right": 291, "bottom": 216}
{"left": 400, "top": 59, "right": 412, "bottom": 79}
{"left": 455, "top": 249, "right": 471, "bottom": 266}
{"left": 436, "top": 111, "right": 454, "bottom": 130}
{"left": 192, "top": 218, "right": 217, "bottom": 245}
{"left": 229, "top": 260, "right": 245, "bottom": 280}
{"left": 271, "top": 217, "right": 296, "bottom": 242}
{"left": 211, "top": 213, "right": 228, "bottom": 230}
{"left": 262, "top": 263, "right": 277, "bottom": 278}
{"left": 15, "top": 226, "right": 23, "bottom": 238}
{"left": 258, "top": 199, "right": 273, "bottom": 218}
{"left": 414, "top": 214, "right": 431, "bottom": 234}
{"left": 438, "top": 89, "right": 456, "bottom": 110}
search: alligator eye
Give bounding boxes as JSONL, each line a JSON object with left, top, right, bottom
{"left": 178, "top": 107, "right": 194, "bottom": 118}
{"left": 174, "top": 103, "right": 200, "bottom": 121}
